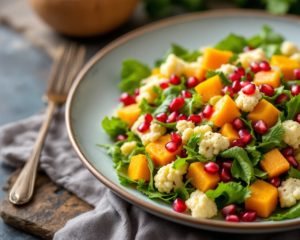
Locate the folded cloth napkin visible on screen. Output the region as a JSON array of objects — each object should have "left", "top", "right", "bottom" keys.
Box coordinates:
[{"left": 0, "top": 112, "right": 299, "bottom": 240}]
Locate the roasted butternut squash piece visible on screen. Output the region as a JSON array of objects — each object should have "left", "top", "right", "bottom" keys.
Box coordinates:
[
  {"left": 260, "top": 149, "right": 290, "bottom": 178},
  {"left": 253, "top": 70, "right": 281, "bottom": 88},
  {"left": 194, "top": 75, "right": 223, "bottom": 102},
  {"left": 271, "top": 55, "right": 300, "bottom": 80},
  {"left": 145, "top": 135, "right": 182, "bottom": 166},
  {"left": 245, "top": 180, "right": 278, "bottom": 218},
  {"left": 210, "top": 95, "right": 241, "bottom": 127},
  {"left": 220, "top": 123, "right": 239, "bottom": 141},
  {"left": 117, "top": 103, "right": 141, "bottom": 127},
  {"left": 184, "top": 66, "right": 206, "bottom": 81},
  {"left": 202, "top": 48, "right": 233, "bottom": 70},
  {"left": 128, "top": 154, "right": 150, "bottom": 181},
  {"left": 247, "top": 99, "right": 280, "bottom": 127},
  {"left": 187, "top": 162, "right": 220, "bottom": 192}
]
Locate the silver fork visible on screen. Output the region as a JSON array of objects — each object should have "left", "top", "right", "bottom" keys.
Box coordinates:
[{"left": 9, "top": 43, "right": 86, "bottom": 205}]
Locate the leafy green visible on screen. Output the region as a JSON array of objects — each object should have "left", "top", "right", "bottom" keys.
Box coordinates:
[
  {"left": 153, "top": 120, "right": 176, "bottom": 129},
  {"left": 215, "top": 33, "right": 247, "bottom": 53},
  {"left": 245, "top": 145, "right": 262, "bottom": 166},
  {"left": 101, "top": 117, "right": 128, "bottom": 139},
  {"left": 205, "top": 71, "right": 231, "bottom": 85},
  {"left": 182, "top": 93, "right": 202, "bottom": 115},
  {"left": 146, "top": 153, "right": 155, "bottom": 191},
  {"left": 269, "top": 201, "right": 300, "bottom": 221},
  {"left": 266, "top": 0, "right": 296, "bottom": 14},
  {"left": 221, "top": 147, "right": 254, "bottom": 184},
  {"left": 288, "top": 167, "right": 300, "bottom": 179},
  {"left": 286, "top": 94, "right": 300, "bottom": 120},
  {"left": 184, "top": 134, "right": 207, "bottom": 161},
  {"left": 139, "top": 99, "right": 156, "bottom": 114},
  {"left": 153, "top": 94, "right": 175, "bottom": 115},
  {"left": 119, "top": 59, "right": 151, "bottom": 94},
  {"left": 99, "top": 144, "right": 129, "bottom": 169},
  {"left": 206, "top": 182, "right": 251, "bottom": 208},
  {"left": 254, "top": 168, "right": 268, "bottom": 179},
  {"left": 263, "top": 86, "right": 284, "bottom": 102}
]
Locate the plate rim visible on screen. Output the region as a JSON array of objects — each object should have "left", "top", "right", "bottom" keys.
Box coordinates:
[{"left": 66, "top": 9, "right": 300, "bottom": 232}]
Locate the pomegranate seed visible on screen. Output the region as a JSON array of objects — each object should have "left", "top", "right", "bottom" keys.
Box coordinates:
[
  {"left": 221, "top": 168, "right": 232, "bottom": 182},
  {"left": 231, "top": 139, "right": 245, "bottom": 148},
  {"left": 281, "top": 147, "right": 294, "bottom": 157},
  {"left": 259, "top": 61, "right": 271, "bottom": 71},
  {"left": 116, "top": 134, "right": 127, "bottom": 141},
  {"left": 188, "top": 114, "right": 202, "bottom": 123},
  {"left": 177, "top": 114, "right": 188, "bottom": 121},
  {"left": 240, "top": 81, "right": 251, "bottom": 88},
  {"left": 171, "top": 132, "right": 182, "bottom": 145},
  {"left": 138, "top": 122, "right": 150, "bottom": 133},
  {"left": 186, "top": 76, "right": 199, "bottom": 88},
  {"left": 159, "top": 82, "right": 169, "bottom": 89},
  {"left": 204, "top": 162, "right": 220, "bottom": 174},
  {"left": 286, "top": 155, "right": 298, "bottom": 168},
  {"left": 250, "top": 62, "right": 261, "bottom": 73},
  {"left": 134, "top": 88, "right": 140, "bottom": 96},
  {"left": 165, "top": 141, "right": 179, "bottom": 152},
  {"left": 245, "top": 72, "right": 253, "bottom": 82},
  {"left": 172, "top": 198, "right": 187, "bottom": 213},
  {"left": 294, "top": 69, "right": 300, "bottom": 80},
  {"left": 144, "top": 114, "right": 153, "bottom": 123},
  {"left": 235, "top": 67, "right": 246, "bottom": 77},
  {"left": 296, "top": 113, "right": 300, "bottom": 123},
  {"left": 232, "top": 80, "right": 242, "bottom": 93},
  {"left": 170, "top": 75, "right": 181, "bottom": 85},
  {"left": 232, "top": 118, "right": 244, "bottom": 130},
  {"left": 156, "top": 112, "right": 168, "bottom": 123},
  {"left": 275, "top": 93, "right": 289, "bottom": 104},
  {"left": 259, "top": 84, "right": 275, "bottom": 97},
  {"left": 229, "top": 72, "right": 241, "bottom": 82},
  {"left": 202, "top": 105, "right": 214, "bottom": 118},
  {"left": 243, "top": 46, "right": 254, "bottom": 52},
  {"left": 239, "top": 129, "right": 252, "bottom": 144},
  {"left": 119, "top": 93, "right": 136, "bottom": 106},
  {"left": 241, "top": 211, "right": 257, "bottom": 222},
  {"left": 221, "top": 204, "right": 236, "bottom": 217},
  {"left": 253, "top": 120, "right": 268, "bottom": 134},
  {"left": 222, "top": 86, "right": 234, "bottom": 97},
  {"left": 169, "top": 97, "right": 185, "bottom": 112},
  {"left": 180, "top": 149, "right": 187, "bottom": 158},
  {"left": 167, "top": 111, "right": 179, "bottom": 123},
  {"left": 222, "top": 161, "right": 233, "bottom": 170},
  {"left": 226, "top": 215, "right": 240, "bottom": 222},
  {"left": 270, "top": 177, "right": 281, "bottom": 187},
  {"left": 291, "top": 85, "right": 300, "bottom": 96},
  {"left": 182, "top": 90, "right": 192, "bottom": 98},
  {"left": 242, "top": 83, "right": 256, "bottom": 95}
]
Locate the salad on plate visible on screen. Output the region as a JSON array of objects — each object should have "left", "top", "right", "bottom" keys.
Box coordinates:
[{"left": 101, "top": 26, "right": 300, "bottom": 222}]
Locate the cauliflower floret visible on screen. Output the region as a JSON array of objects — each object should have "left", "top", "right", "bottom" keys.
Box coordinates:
[
  {"left": 176, "top": 120, "right": 195, "bottom": 134},
  {"left": 160, "top": 54, "right": 186, "bottom": 77},
  {"left": 182, "top": 128, "right": 194, "bottom": 144},
  {"left": 281, "top": 41, "right": 298, "bottom": 56},
  {"left": 235, "top": 88, "right": 262, "bottom": 112},
  {"left": 278, "top": 178, "right": 300, "bottom": 208},
  {"left": 184, "top": 56, "right": 203, "bottom": 77},
  {"left": 282, "top": 120, "right": 300, "bottom": 149},
  {"left": 199, "top": 131, "right": 230, "bottom": 159},
  {"left": 193, "top": 125, "right": 212, "bottom": 136},
  {"left": 185, "top": 190, "right": 217, "bottom": 219},
  {"left": 290, "top": 53, "right": 300, "bottom": 64},
  {"left": 217, "top": 64, "right": 237, "bottom": 76},
  {"left": 154, "top": 162, "right": 187, "bottom": 193},
  {"left": 238, "top": 48, "right": 266, "bottom": 67},
  {"left": 120, "top": 141, "right": 137, "bottom": 155}
]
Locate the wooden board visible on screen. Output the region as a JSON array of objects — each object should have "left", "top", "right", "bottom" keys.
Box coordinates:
[{"left": 0, "top": 170, "right": 93, "bottom": 239}]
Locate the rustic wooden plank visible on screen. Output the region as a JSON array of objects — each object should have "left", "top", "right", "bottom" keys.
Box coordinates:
[{"left": 0, "top": 170, "right": 93, "bottom": 239}]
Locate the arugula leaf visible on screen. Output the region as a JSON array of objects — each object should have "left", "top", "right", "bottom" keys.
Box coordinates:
[
  {"left": 206, "top": 182, "right": 251, "bottom": 208},
  {"left": 182, "top": 93, "right": 202, "bottom": 115},
  {"left": 288, "top": 167, "right": 300, "bottom": 179},
  {"left": 99, "top": 144, "right": 129, "bottom": 169},
  {"left": 215, "top": 33, "right": 247, "bottom": 53},
  {"left": 184, "top": 134, "right": 207, "bottom": 161},
  {"left": 119, "top": 59, "right": 151, "bottom": 94},
  {"left": 153, "top": 120, "right": 176, "bottom": 129},
  {"left": 101, "top": 116, "right": 128, "bottom": 139},
  {"left": 248, "top": 25, "right": 284, "bottom": 47},
  {"left": 221, "top": 147, "right": 254, "bottom": 184},
  {"left": 205, "top": 71, "right": 231, "bottom": 85},
  {"left": 269, "top": 201, "right": 300, "bottom": 221},
  {"left": 153, "top": 94, "right": 175, "bottom": 115},
  {"left": 139, "top": 99, "right": 156, "bottom": 114},
  {"left": 245, "top": 145, "right": 262, "bottom": 166},
  {"left": 167, "top": 43, "right": 201, "bottom": 62},
  {"left": 146, "top": 153, "right": 155, "bottom": 191},
  {"left": 286, "top": 94, "right": 300, "bottom": 120}
]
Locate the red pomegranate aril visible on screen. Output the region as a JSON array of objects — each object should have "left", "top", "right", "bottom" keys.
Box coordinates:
[
  {"left": 281, "top": 147, "right": 294, "bottom": 157},
  {"left": 250, "top": 62, "right": 261, "bottom": 73},
  {"left": 245, "top": 72, "right": 253, "bottom": 82},
  {"left": 159, "top": 82, "right": 169, "bottom": 89},
  {"left": 182, "top": 90, "right": 192, "bottom": 98},
  {"left": 226, "top": 215, "right": 240, "bottom": 222},
  {"left": 165, "top": 141, "right": 179, "bottom": 152},
  {"left": 222, "top": 161, "right": 233, "bottom": 170},
  {"left": 291, "top": 85, "right": 300, "bottom": 96},
  {"left": 229, "top": 72, "right": 241, "bottom": 82},
  {"left": 186, "top": 76, "right": 199, "bottom": 88},
  {"left": 270, "top": 177, "right": 281, "bottom": 188},
  {"left": 239, "top": 129, "right": 252, "bottom": 144},
  {"left": 221, "top": 168, "right": 232, "bottom": 182},
  {"left": 296, "top": 113, "right": 300, "bottom": 123},
  {"left": 138, "top": 122, "right": 150, "bottom": 133},
  {"left": 231, "top": 139, "right": 245, "bottom": 148},
  {"left": 204, "top": 162, "right": 220, "bottom": 174},
  {"left": 275, "top": 93, "right": 289, "bottom": 104},
  {"left": 173, "top": 198, "right": 187, "bottom": 213},
  {"left": 170, "top": 75, "right": 181, "bottom": 85},
  {"left": 119, "top": 93, "right": 136, "bottom": 106},
  {"left": 116, "top": 134, "right": 127, "bottom": 141},
  {"left": 134, "top": 88, "right": 140, "bottom": 96},
  {"left": 156, "top": 112, "right": 168, "bottom": 123},
  {"left": 202, "top": 105, "right": 214, "bottom": 118},
  {"left": 144, "top": 114, "right": 153, "bottom": 123},
  {"left": 242, "top": 83, "right": 256, "bottom": 95},
  {"left": 221, "top": 204, "right": 236, "bottom": 217},
  {"left": 177, "top": 114, "right": 188, "bottom": 121},
  {"left": 169, "top": 97, "right": 185, "bottom": 112},
  {"left": 286, "top": 155, "right": 298, "bottom": 168},
  {"left": 294, "top": 69, "right": 300, "bottom": 80},
  {"left": 188, "top": 114, "right": 202, "bottom": 123},
  {"left": 171, "top": 132, "right": 182, "bottom": 145},
  {"left": 222, "top": 86, "right": 234, "bottom": 97},
  {"left": 232, "top": 118, "right": 244, "bottom": 130},
  {"left": 259, "top": 61, "right": 271, "bottom": 71},
  {"left": 240, "top": 81, "right": 251, "bottom": 88},
  {"left": 180, "top": 149, "right": 187, "bottom": 158},
  {"left": 253, "top": 120, "right": 268, "bottom": 134},
  {"left": 167, "top": 111, "right": 179, "bottom": 123},
  {"left": 232, "top": 80, "right": 242, "bottom": 93},
  {"left": 235, "top": 67, "right": 246, "bottom": 77},
  {"left": 241, "top": 211, "right": 257, "bottom": 222},
  {"left": 259, "top": 84, "right": 275, "bottom": 97}
]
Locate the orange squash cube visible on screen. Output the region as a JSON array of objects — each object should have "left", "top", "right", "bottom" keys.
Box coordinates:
[
  {"left": 220, "top": 123, "right": 239, "bottom": 141},
  {"left": 210, "top": 95, "right": 241, "bottom": 127},
  {"left": 128, "top": 154, "right": 150, "bottom": 181},
  {"left": 247, "top": 99, "right": 280, "bottom": 127},
  {"left": 260, "top": 149, "right": 290, "bottom": 178},
  {"left": 194, "top": 75, "right": 223, "bottom": 102},
  {"left": 117, "top": 104, "right": 141, "bottom": 127},
  {"left": 245, "top": 180, "right": 278, "bottom": 218},
  {"left": 145, "top": 135, "right": 182, "bottom": 166},
  {"left": 184, "top": 66, "right": 206, "bottom": 81},
  {"left": 253, "top": 70, "right": 281, "bottom": 88},
  {"left": 271, "top": 55, "right": 300, "bottom": 80},
  {"left": 202, "top": 48, "right": 233, "bottom": 70},
  {"left": 187, "top": 162, "right": 220, "bottom": 192}
]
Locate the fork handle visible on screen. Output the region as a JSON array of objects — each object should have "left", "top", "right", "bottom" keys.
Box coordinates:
[{"left": 9, "top": 101, "right": 57, "bottom": 205}]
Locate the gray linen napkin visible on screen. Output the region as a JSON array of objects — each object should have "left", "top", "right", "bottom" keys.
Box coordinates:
[{"left": 0, "top": 112, "right": 299, "bottom": 240}]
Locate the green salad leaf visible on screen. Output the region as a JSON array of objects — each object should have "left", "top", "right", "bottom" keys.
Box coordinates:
[
  {"left": 101, "top": 117, "right": 128, "bottom": 139},
  {"left": 206, "top": 182, "right": 251, "bottom": 208},
  {"left": 153, "top": 94, "right": 175, "bottom": 115},
  {"left": 254, "top": 168, "right": 268, "bottom": 179},
  {"left": 182, "top": 93, "right": 202, "bottom": 115},
  {"left": 184, "top": 134, "right": 207, "bottom": 161},
  {"left": 269, "top": 201, "right": 300, "bottom": 221},
  {"left": 288, "top": 167, "right": 300, "bottom": 179},
  {"left": 139, "top": 99, "right": 156, "bottom": 114},
  {"left": 146, "top": 153, "right": 155, "bottom": 191},
  {"left": 245, "top": 145, "right": 262, "bottom": 166},
  {"left": 215, "top": 33, "right": 247, "bottom": 53},
  {"left": 286, "top": 94, "right": 300, "bottom": 120},
  {"left": 205, "top": 71, "right": 232, "bottom": 86}
]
